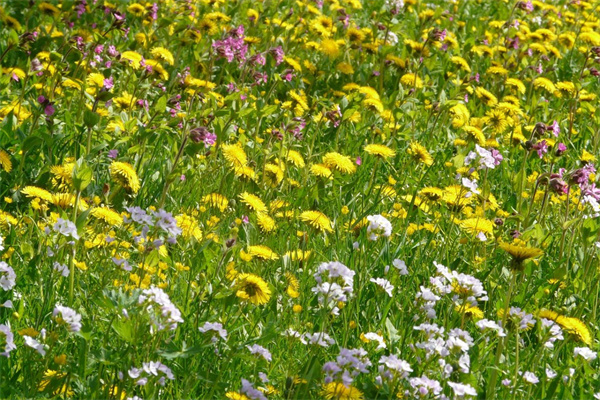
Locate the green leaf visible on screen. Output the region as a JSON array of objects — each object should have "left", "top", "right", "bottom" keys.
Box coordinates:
[
  {"left": 97, "top": 91, "right": 115, "bottom": 102},
  {"left": 21, "top": 135, "right": 44, "bottom": 154},
  {"left": 72, "top": 159, "right": 93, "bottom": 191},
  {"left": 260, "top": 104, "right": 278, "bottom": 117},
  {"left": 75, "top": 208, "right": 92, "bottom": 233},
  {"left": 112, "top": 318, "right": 134, "bottom": 343},
  {"left": 155, "top": 95, "right": 167, "bottom": 113},
  {"left": 83, "top": 110, "right": 100, "bottom": 128}
]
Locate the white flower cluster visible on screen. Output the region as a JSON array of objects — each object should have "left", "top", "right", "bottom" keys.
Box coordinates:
[
  {"left": 376, "top": 354, "right": 412, "bottom": 385},
  {"left": 138, "top": 286, "right": 183, "bottom": 333},
  {"left": 198, "top": 322, "right": 228, "bottom": 343},
  {"left": 366, "top": 214, "right": 392, "bottom": 241},
  {"left": 128, "top": 360, "right": 174, "bottom": 386},
  {"left": 0, "top": 261, "right": 16, "bottom": 291},
  {"left": 53, "top": 305, "right": 82, "bottom": 333},
  {"left": 0, "top": 324, "right": 16, "bottom": 357},
  {"left": 312, "top": 261, "right": 355, "bottom": 316},
  {"left": 323, "top": 347, "right": 372, "bottom": 387}
]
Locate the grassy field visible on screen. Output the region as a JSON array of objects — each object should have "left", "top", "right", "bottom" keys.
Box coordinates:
[{"left": 1, "top": 0, "right": 600, "bottom": 398}]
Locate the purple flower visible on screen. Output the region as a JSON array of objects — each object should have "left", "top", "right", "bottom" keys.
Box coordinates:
[
  {"left": 269, "top": 46, "right": 284, "bottom": 65},
  {"left": 247, "top": 344, "right": 272, "bottom": 362},
  {"left": 550, "top": 120, "right": 560, "bottom": 137},
  {"left": 44, "top": 104, "right": 55, "bottom": 116},
  {"left": 103, "top": 77, "right": 114, "bottom": 90},
  {"left": 533, "top": 140, "right": 548, "bottom": 158},
  {"left": 108, "top": 149, "right": 118, "bottom": 159}
]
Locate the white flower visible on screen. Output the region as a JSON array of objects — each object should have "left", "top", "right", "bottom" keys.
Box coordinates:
[
  {"left": 392, "top": 259, "right": 408, "bottom": 275},
  {"left": 24, "top": 335, "right": 46, "bottom": 356},
  {"left": 461, "top": 177, "right": 480, "bottom": 196},
  {"left": 448, "top": 381, "right": 477, "bottom": 398},
  {"left": 370, "top": 277, "right": 394, "bottom": 297},
  {"left": 522, "top": 371, "right": 539, "bottom": 384},
  {"left": 53, "top": 304, "right": 82, "bottom": 333},
  {"left": 301, "top": 332, "right": 335, "bottom": 347},
  {"left": 574, "top": 347, "right": 597, "bottom": 361},
  {"left": 0, "top": 261, "right": 16, "bottom": 291},
  {"left": 0, "top": 324, "right": 16, "bottom": 357},
  {"left": 475, "top": 319, "right": 506, "bottom": 337},
  {"left": 366, "top": 215, "right": 392, "bottom": 241},
  {"left": 247, "top": 344, "right": 272, "bottom": 362},
  {"left": 364, "top": 332, "right": 386, "bottom": 349},
  {"left": 53, "top": 262, "right": 69, "bottom": 277},
  {"left": 545, "top": 367, "right": 557, "bottom": 379},
  {"left": 198, "top": 322, "right": 228, "bottom": 341},
  {"left": 138, "top": 286, "right": 183, "bottom": 333}
]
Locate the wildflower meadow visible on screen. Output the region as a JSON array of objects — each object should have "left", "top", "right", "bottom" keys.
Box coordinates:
[{"left": 2, "top": 0, "right": 600, "bottom": 398}]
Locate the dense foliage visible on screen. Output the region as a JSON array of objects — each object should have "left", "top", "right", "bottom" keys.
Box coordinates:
[{"left": 1, "top": 0, "right": 600, "bottom": 398}]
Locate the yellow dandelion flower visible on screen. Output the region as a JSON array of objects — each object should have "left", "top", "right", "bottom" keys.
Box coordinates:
[
  {"left": 226, "top": 392, "right": 250, "bottom": 400},
  {"left": 336, "top": 62, "right": 354, "bottom": 74},
  {"left": 91, "top": 207, "right": 123, "bottom": 227},
  {"left": 322, "top": 382, "right": 364, "bottom": 400},
  {"left": 234, "top": 166, "right": 257, "bottom": 180},
  {"left": 538, "top": 310, "right": 592, "bottom": 345},
  {"left": 284, "top": 249, "right": 312, "bottom": 261},
  {"left": 235, "top": 273, "right": 271, "bottom": 304},
  {"left": 499, "top": 242, "right": 543, "bottom": 270},
  {"left": 22, "top": 186, "right": 53, "bottom": 202},
  {"left": 322, "top": 152, "right": 356, "bottom": 174},
  {"left": 120, "top": 51, "right": 143, "bottom": 69},
  {"left": 419, "top": 187, "right": 445, "bottom": 202},
  {"left": 239, "top": 192, "right": 267, "bottom": 213},
  {"left": 407, "top": 142, "right": 433, "bottom": 166},
  {"left": 581, "top": 149, "right": 596, "bottom": 163},
  {"left": 202, "top": 193, "right": 228, "bottom": 212},
  {"left": 256, "top": 213, "right": 276, "bottom": 233},
  {"left": 459, "top": 217, "right": 494, "bottom": 235},
  {"left": 109, "top": 161, "right": 140, "bottom": 193},
  {"left": 222, "top": 143, "right": 248, "bottom": 168},
  {"left": 449, "top": 103, "right": 470, "bottom": 128},
  {"left": 0, "top": 149, "right": 11, "bottom": 173},
  {"left": 285, "top": 272, "right": 300, "bottom": 298},
  {"left": 364, "top": 144, "right": 396, "bottom": 159},
  {"left": 474, "top": 87, "right": 498, "bottom": 106},
  {"left": 462, "top": 126, "right": 486, "bottom": 145},
  {"left": 400, "top": 73, "right": 423, "bottom": 88},
  {"left": 320, "top": 39, "right": 340, "bottom": 57},
  {"left": 450, "top": 56, "right": 471, "bottom": 72},
  {"left": 487, "top": 66, "right": 509, "bottom": 76},
  {"left": 532, "top": 77, "right": 556, "bottom": 94},
  {"left": 299, "top": 210, "right": 334, "bottom": 233},
  {"left": 247, "top": 245, "right": 279, "bottom": 260},
  {"left": 580, "top": 31, "right": 600, "bottom": 46},
  {"left": 38, "top": 370, "right": 73, "bottom": 397},
  {"left": 362, "top": 98, "right": 384, "bottom": 113},
  {"left": 127, "top": 3, "right": 145, "bottom": 16},
  {"left": 150, "top": 47, "right": 174, "bottom": 65},
  {"left": 39, "top": 2, "right": 60, "bottom": 17},
  {"left": 176, "top": 214, "right": 203, "bottom": 241},
  {"left": 455, "top": 304, "right": 484, "bottom": 319}
]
